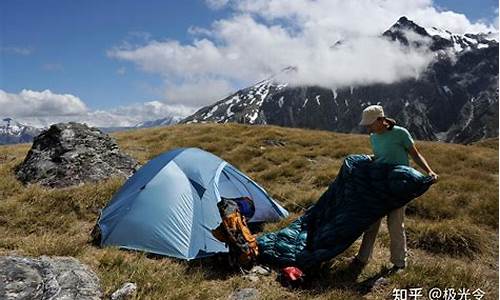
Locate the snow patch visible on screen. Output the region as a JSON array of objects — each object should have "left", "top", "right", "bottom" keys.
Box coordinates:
[
  {"left": 302, "top": 98, "right": 309, "bottom": 108},
  {"left": 278, "top": 96, "right": 284, "bottom": 108},
  {"left": 443, "top": 86, "right": 452, "bottom": 94},
  {"left": 315, "top": 95, "right": 321, "bottom": 105},
  {"left": 453, "top": 39, "right": 463, "bottom": 52},
  {"left": 248, "top": 110, "right": 259, "bottom": 123},
  {"left": 462, "top": 36, "right": 478, "bottom": 45},
  {"left": 204, "top": 105, "right": 218, "bottom": 119},
  {"left": 225, "top": 95, "right": 239, "bottom": 105},
  {"left": 463, "top": 103, "right": 475, "bottom": 128},
  {"left": 426, "top": 26, "right": 453, "bottom": 40},
  {"left": 276, "top": 83, "right": 288, "bottom": 90},
  {"left": 249, "top": 95, "right": 256, "bottom": 104},
  {"left": 226, "top": 104, "right": 234, "bottom": 118}
]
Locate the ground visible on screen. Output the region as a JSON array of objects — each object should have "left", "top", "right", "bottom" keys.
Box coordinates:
[{"left": 0, "top": 123, "right": 497, "bottom": 299}]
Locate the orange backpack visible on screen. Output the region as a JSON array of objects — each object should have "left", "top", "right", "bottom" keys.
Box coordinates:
[{"left": 212, "top": 198, "right": 259, "bottom": 266}]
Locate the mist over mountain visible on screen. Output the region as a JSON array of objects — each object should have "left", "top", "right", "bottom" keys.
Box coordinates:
[{"left": 181, "top": 17, "right": 499, "bottom": 144}]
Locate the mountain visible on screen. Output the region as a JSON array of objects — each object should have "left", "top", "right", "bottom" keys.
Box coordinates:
[
  {"left": 0, "top": 115, "right": 182, "bottom": 144},
  {"left": 181, "top": 17, "right": 499, "bottom": 144},
  {"left": 0, "top": 118, "right": 44, "bottom": 145},
  {"left": 133, "top": 115, "right": 182, "bottom": 128},
  {"left": 100, "top": 115, "right": 182, "bottom": 133}
]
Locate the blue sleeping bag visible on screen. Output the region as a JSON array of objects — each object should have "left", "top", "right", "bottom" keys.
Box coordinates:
[{"left": 257, "top": 154, "right": 434, "bottom": 268}]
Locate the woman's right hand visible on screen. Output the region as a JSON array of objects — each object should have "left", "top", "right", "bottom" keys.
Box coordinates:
[{"left": 428, "top": 171, "right": 439, "bottom": 182}]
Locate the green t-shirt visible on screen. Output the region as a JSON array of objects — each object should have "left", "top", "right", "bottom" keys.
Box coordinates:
[{"left": 370, "top": 125, "right": 414, "bottom": 166}]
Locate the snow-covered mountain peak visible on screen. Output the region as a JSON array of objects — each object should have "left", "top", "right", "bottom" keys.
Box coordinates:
[
  {"left": 182, "top": 78, "right": 289, "bottom": 125},
  {"left": 1, "top": 119, "right": 41, "bottom": 135},
  {"left": 133, "top": 115, "right": 182, "bottom": 128},
  {"left": 0, "top": 118, "right": 44, "bottom": 144},
  {"left": 383, "top": 17, "right": 497, "bottom": 53}
]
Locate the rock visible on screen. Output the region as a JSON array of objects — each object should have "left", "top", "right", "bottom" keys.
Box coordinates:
[
  {"left": 16, "top": 122, "right": 139, "bottom": 187},
  {"left": 372, "top": 276, "right": 389, "bottom": 289},
  {"left": 242, "top": 274, "right": 259, "bottom": 282},
  {"left": 228, "top": 288, "right": 259, "bottom": 300},
  {"left": 248, "top": 265, "right": 271, "bottom": 276},
  {"left": 262, "top": 139, "right": 286, "bottom": 147},
  {"left": 0, "top": 256, "right": 102, "bottom": 299},
  {"left": 111, "top": 282, "right": 137, "bottom": 300}
]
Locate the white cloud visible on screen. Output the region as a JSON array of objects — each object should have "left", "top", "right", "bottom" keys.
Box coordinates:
[
  {"left": 165, "top": 78, "right": 234, "bottom": 106},
  {"left": 234, "top": 0, "right": 497, "bottom": 35},
  {"left": 42, "top": 63, "right": 63, "bottom": 71},
  {"left": 205, "top": 0, "right": 230, "bottom": 10},
  {"left": 77, "top": 101, "right": 194, "bottom": 127},
  {"left": 0, "top": 89, "right": 194, "bottom": 128},
  {"left": 0, "top": 89, "right": 88, "bottom": 117},
  {"left": 410, "top": 8, "right": 497, "bottom": 34},
  {"left": 109, "top": 0, "right": 498, "bottom": 107},
  {"left": 0, "top": 46, "right": 33, "bottom": 55},
  {"left": 116, "top": 67, "right": 126, "bottom": 75}
]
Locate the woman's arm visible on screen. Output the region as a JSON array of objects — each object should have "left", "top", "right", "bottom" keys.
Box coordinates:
[{"left": 408, "top": 144, "right": 438, "bottom": 181}]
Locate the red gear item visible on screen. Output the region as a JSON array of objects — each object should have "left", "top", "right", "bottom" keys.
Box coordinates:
[{"left": 281, "top": 266, "right": 304, "bottom": 281}]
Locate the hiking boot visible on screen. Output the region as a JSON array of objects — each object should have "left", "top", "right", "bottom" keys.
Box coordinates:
[
  {"left": 389, "top": 265, "right": 405, "bottom": 274},
  {"left": 349, "top": 256, "right": 368, "bottom": 267}
]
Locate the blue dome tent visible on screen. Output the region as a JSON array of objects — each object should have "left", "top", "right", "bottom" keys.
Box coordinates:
[{"left": 97, "top": 147, "right": 288, "bottom": 260}]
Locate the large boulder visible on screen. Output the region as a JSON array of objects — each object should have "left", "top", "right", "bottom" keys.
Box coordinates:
[
  {"left": 0, "top": 256, "right": 102, "bottom": 299},
  {"left": 16, "top": 122, "right": 139, "bottom": 188}
]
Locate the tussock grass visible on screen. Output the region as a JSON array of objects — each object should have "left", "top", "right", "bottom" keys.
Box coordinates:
[
  {"left": 471, "top": 137, "right": 499, "bottom": 149},
  {"left": 0, "top": 123, "right": 497, "bottom": 299},
  {"left": 406, "top": 218, "right": 491, "bottom": 258}
]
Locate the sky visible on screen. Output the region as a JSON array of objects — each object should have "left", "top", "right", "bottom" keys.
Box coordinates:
[{"left": 0, "top": 0, "right": 498, "bottom": 127}]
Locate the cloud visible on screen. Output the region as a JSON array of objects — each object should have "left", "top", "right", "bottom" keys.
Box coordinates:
[
  {"left": 116, "top": 67, "right": 126, "bottom": 75},
  {"left": 0, "top": 89, "right": 88, "bottom": 118},
  {"left": 205, "top": 0, "right": 230, "bottom": 10},
  {"left": 42, "top": 63, "right": 63, "bottom": 72},
  {"left": 0, "top": 89, "right": 194, "bottom": 128},
  {"left": 109, "top": 0, "right": 498, "bottom": 107},
  {"left": 0, "top": 46, "right": 33, "bottom": 55},
  {"left": 74, "top": 101, "right": 194, "bottom": 127},
  {"left": 235, "top": 0, "right": 497, "bottom": 34},
  {"left": 165, "top": 78, "right": 234, "bottom": 106},
  {"left": 493, "top": 8, "right": 499, "bottom": 33}
]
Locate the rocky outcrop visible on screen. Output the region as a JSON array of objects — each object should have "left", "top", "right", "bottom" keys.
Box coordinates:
[
  {"left": 111, "top": 282, "right": 137, "bottom": 300},
  {"left": 0, "top": 256, "right": 102, "bottom": 300},
  {"left": 228, "top": 288, "right": 259, "bottom": 300},
  {"left": 16, "top": 122, "right": 139, "bottom": 188}
]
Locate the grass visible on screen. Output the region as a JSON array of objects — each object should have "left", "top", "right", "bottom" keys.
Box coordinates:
[{"left": 0, "top": 123, "right": 497, "bottom": 299}]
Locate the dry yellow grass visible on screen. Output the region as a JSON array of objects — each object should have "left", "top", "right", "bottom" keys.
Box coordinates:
[{"left": 0, "top": 123, "right": 497, "bottom": 299}]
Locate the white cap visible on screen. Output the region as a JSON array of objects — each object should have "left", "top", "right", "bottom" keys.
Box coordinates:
[{"left": 359, "top": 105, "right": 385, "bottom": 126}]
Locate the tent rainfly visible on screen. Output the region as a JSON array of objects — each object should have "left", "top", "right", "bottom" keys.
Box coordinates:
[{"left": 97, "top": 147, "right": 288, "bottom": 260}]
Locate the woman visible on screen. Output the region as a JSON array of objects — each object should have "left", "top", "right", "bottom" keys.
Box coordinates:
[{"left": 354, "top": 105, "right": 438, "bottom": 270}]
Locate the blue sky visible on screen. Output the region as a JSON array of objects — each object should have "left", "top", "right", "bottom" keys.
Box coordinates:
[
  {"left": 1, "top": 1, "right": 229, "bottom": 110},
  {"left": 0, "top": 0, "right": 498, "bottom": 127}
]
